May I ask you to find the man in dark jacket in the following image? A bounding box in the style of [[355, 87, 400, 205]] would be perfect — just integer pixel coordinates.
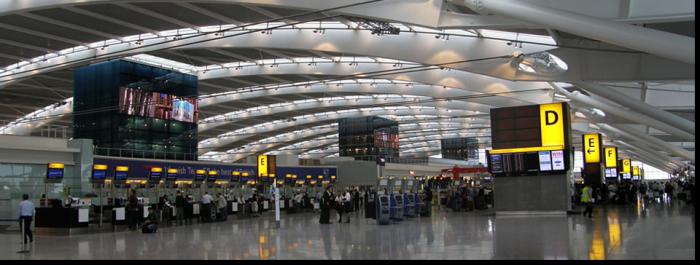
[[175, 191, 185, 225], [320, 186, 333, 224]]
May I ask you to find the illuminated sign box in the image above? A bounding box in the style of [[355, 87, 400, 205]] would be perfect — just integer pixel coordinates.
[[583, 133, 601, 163], [166, 168, 178, 180], [114, 166, 129, 181], [604, 147, 618, 168], [487, 103, 571, 176], [149, 167, 163, 181], [92, 164, 108, 181], [195, 169, 206, 181], [46, 162, 65, 181]]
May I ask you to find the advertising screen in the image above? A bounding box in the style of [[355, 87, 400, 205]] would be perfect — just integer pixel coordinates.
[[373, 128, 399, 149], [118, 87, 198, 123]]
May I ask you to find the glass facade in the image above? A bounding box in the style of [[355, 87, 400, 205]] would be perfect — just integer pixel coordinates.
[[73, 60, 198, 160], [441, 137, 479, 161], [0, 163, 76, 220], [338, 116, 399, 160]]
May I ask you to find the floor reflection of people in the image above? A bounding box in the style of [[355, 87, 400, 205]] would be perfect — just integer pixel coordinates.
[[320, 225, 333, 259]]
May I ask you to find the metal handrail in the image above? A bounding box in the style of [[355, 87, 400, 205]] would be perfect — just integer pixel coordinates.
[[93, 147, 196, 161]]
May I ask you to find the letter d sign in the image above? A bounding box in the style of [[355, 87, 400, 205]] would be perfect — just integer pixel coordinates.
[[545, 111, 558, 125], [539, 103, 565, 148]]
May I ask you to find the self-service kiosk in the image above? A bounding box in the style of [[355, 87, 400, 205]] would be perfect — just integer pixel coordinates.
[[402, 177, 415, 218], [412, 179, 422, 217], [375, 177, 391, 225], [388, 177, 404, 221]]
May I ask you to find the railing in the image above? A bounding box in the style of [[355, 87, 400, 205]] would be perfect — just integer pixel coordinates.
[[93, 147, 197, 161], [351, 156, 430, 165]]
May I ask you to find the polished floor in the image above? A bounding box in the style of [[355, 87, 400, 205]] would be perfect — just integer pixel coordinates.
[[2, 200, 694, 260]]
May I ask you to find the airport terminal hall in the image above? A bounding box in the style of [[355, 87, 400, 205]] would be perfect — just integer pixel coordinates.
[[0, 0, 695, 261]]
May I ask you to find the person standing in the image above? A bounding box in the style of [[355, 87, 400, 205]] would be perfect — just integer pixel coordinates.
[[174, 191, 185, 225], [217, 193, 227, 221], [581, 184, 594, 218], [342, 189, 352, 223], [127, 189, 139, 230], [319, 186, 332, 224], [18, 194, 35, 244], [201, 192, 214, 222]]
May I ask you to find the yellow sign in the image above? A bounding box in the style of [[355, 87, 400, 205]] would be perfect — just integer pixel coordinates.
[[232, 171, 241, 176], [151, 167, 163, 173], [242, 172, 250, 177], [48, 163, 65, 169], [488, 145, 564, 154], [115, 166, 129, 172], [621, 159, 631, 173], [208, 170, 218, 176], [93, 164, 108, 170], [604, 147, 617, 168], [539, 103, 565, 148], [195, 169, 206, 175], [258, 155, 268, 177], [632, 166, 639, 176], [583, 134, 601, 163], [167, 168, 178, 174]]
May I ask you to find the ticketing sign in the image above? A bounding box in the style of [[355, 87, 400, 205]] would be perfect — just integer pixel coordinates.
[[583, 133, 601, 163], [604, 147, 617, 168]]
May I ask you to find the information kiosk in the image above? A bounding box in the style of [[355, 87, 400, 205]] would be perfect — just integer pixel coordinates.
[[402, 177, 415, 218], [388, 177, 404, 221]]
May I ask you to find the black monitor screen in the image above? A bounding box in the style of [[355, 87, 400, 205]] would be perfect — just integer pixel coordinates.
[[166, 173, 178, 180], [149, 171, 162, 181], [195, 174, 205, 181]]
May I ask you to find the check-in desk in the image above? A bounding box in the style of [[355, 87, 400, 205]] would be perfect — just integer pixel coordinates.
[[35, 207, 90, 235]]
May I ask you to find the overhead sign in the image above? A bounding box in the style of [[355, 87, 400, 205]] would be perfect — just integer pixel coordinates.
[[258, 155, 268, 177], [583, 133, 601, 163], [540, 103, 565, 148], [632, 166, 640, 177], [604, 147, 617, 168], [621, 159, 631, 173]]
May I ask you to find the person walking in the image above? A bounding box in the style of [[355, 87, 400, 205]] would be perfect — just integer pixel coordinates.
[[342, 189, 352, 223], [581, 184, 594, 218], [18, 194, 35, 244], [217, 193, 227, 221]]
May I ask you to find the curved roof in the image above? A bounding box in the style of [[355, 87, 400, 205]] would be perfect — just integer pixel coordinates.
[[0, 0, 694, 173]]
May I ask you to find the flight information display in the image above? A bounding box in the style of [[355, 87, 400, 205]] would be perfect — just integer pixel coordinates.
[[487, 150, 568, 177]]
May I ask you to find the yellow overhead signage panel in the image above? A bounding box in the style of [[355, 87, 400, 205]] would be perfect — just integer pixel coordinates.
[[167, 168, 178, 174], [195, 169, 206, 175], [115, 166, 129, 172], [583, 134, 601, 163], [621, 159, 631, 173], [151, 167, 163, 173], [632, 166, 639, 176], [93, 164, 108, 170], [258, 155, 268, 177], [48, 163, 65, 169], [604, 147, 617, 168], [539, 103, 565, 148]]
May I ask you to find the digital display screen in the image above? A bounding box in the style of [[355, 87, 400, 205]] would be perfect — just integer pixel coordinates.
[[538, 151, 552, 171], [621, 173, 632, 180], [379, 179, 388, 186], [551, 150, 565, 170], [166, 172, 178, 180], [47, 169, 64, 180], [149, 171, 162, 181], [490, 155, 503, 173], [195, 174, 205, 181], [605, 168, 618, 178], [373, 128, 399, 149], [118, 87, 198, 123], [92, 170, 107, 180], [115, 171, 128, 181]]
